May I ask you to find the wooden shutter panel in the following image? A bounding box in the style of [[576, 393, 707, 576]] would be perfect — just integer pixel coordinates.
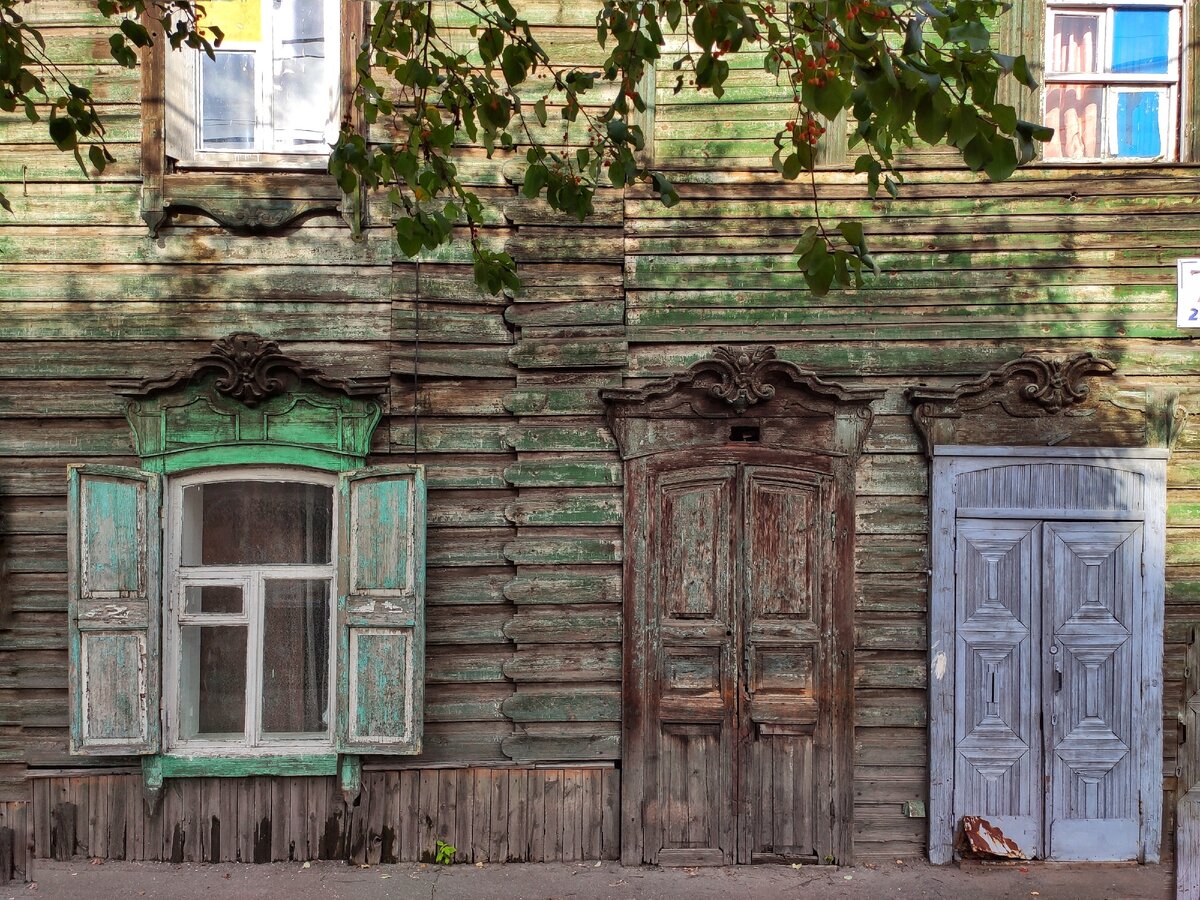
[[336, 465, 426, 754], [67, 465, 162, 756]]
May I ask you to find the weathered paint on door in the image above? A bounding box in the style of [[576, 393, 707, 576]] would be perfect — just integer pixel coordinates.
[[929, 450, 1167, 866], [951, 506, 1149, 859], [1043, 521, 1142, 860], [637, 454, 837, 865]]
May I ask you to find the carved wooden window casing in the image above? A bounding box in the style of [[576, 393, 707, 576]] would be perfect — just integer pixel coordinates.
[[68, 335, 423, 789], [140, 1, 364, 235]]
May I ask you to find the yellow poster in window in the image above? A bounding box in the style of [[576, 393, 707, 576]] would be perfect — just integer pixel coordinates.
[[200, 0, 261, 44]]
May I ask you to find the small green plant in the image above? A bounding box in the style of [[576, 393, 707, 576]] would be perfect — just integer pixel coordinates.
[[434, 839, 456, 865]]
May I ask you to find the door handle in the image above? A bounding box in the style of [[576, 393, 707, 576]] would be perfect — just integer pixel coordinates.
[[1054, 663, 1063, 694]]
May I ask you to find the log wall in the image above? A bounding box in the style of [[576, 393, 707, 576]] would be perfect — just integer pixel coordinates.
[[0, 0, 1197, 869]]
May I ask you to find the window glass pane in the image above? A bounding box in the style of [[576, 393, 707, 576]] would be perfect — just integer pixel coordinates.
[[1044, 84, 1104, 159], [183, 584, 243, 615], [181, 481, 333, 566], [272, 0, 328, 149], [199, 52, 257, 150], [1050, 14, 1101, 74], [1112, 9, 1170, 74], [179, 625, 247, 740], [1113, 89, 1163, 157], [201, 0, 262, 43], [261, 579, 331, 736]]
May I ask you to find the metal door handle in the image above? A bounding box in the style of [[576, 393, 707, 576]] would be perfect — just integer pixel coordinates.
[[1054, 664, 1063, 693]]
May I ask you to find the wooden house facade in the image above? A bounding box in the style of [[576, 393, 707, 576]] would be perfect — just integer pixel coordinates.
[[1, 0, 1199, 883]]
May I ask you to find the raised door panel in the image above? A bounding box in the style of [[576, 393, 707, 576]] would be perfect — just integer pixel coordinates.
[[649, 466, 737, 865], [952, 520, 1042, 857], [1043, 521, 1142, 861], [742, 467, 826, 861]]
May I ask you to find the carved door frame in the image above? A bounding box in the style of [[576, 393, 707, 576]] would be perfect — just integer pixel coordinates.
[[908, 353, 1184, 865], [602, 347, 882, 866]]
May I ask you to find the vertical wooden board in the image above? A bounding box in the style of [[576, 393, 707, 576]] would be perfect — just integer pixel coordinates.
[[106, 776, 127, 861], [271, 778, 289, 862], [73, 777, 90, 858], [561, 769, 582, 862], [217, 777, 237, 863], [417, 770, 439, 862], [543, 769, 563, 861], [471, 769, 490, 862], [287, 777, 307, 861], [488, 769, 508, 862], [366, 772, 388, 864], [453, 769, 473, 864], [398, 770, 420, 862], [506, 769, 529, 862], [600, 768, 619, 860], [435, 768, 459, 864], [528, 769, 546, 862], [583, 770, 602, 860], [32, 780, 49, 862], [381, 772, 400, 863], [306, 777, 326, 862], [197, 779, 216, 863], [347, 786, 369, 865], [126, 775, 144, 863], [236, 779, 254, 863], [255, 778, 274, 864]]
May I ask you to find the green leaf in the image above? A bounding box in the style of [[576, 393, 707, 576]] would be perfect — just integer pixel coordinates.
[[533, 98, 547, 127], [838, 221, 865, 251], [88, 144, 107, 173], [522, 164, 548, 198], [903, 17, 924, 56], [48, 116, 76, 150], [915, 94, 946, 144]]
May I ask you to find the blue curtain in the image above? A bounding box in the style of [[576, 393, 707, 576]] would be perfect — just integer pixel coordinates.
[[1112, 10, 1169, 74], [1115, 91, 1161, 157]]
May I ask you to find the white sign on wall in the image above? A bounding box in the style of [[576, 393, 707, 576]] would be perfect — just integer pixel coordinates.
[[1179, 258, 1200, 327]]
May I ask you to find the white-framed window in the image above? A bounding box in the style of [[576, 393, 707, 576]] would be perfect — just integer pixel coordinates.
[[1043, 0, 1183, 161], [166, 0, 342, 168], [163, 468, 337, 754]]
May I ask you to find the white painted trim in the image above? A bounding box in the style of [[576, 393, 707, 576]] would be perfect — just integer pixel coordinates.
[[163, 467, 338, 756]]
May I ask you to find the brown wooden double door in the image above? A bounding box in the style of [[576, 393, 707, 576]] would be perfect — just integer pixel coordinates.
[[628, 453, 846, 865]]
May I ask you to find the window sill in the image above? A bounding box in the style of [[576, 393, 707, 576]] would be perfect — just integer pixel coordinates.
[[148, 753, 339, 779], [140, 752, 362, 808]]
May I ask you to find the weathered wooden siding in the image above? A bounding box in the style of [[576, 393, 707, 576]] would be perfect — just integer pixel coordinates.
[[28, 767, 618, 864], [0, 0, 1197, 870]]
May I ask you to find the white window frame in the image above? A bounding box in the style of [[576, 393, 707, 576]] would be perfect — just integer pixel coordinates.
[[162, 467, 338, 756], [164, 0, 342, 170], [1043, 0, 1183, 162]]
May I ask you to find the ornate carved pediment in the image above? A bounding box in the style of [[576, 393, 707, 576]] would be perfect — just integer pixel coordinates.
[[113, 332, 384, 405], [601, 345, 883, 459], [907, 351, 1187, 455], [111, 333, 388, 472]]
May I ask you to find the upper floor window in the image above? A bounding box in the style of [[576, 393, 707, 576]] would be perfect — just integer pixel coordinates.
[[1043, 1, 1182, 161], [166, 0, 341, 167]]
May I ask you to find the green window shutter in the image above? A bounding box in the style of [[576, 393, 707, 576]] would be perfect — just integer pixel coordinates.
[[67, 465, 162, 756], [336, 465, 426, 754]]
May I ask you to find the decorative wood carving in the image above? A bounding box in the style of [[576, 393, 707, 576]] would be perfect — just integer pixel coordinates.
[[155, 198, 346, 234], [906, 351, 1187, 455], [601, 345, 884, 460], [113, 332, 385, 404], [110, 333, 387, 472]]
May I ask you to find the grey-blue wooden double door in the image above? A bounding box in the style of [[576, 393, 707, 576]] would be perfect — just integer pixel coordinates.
[[953, 517, 1145, 860]]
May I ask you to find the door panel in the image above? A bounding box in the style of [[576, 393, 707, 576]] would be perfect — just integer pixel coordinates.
[[952, 520, 1043, 857], [742, 467, 827, 861], [643, 460, 837, 865], [1043, 521, 1142, 861], [650, 466, 737, 864]]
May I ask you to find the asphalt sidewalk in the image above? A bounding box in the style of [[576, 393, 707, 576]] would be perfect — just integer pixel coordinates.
[[9, 858, 1172, 899]]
